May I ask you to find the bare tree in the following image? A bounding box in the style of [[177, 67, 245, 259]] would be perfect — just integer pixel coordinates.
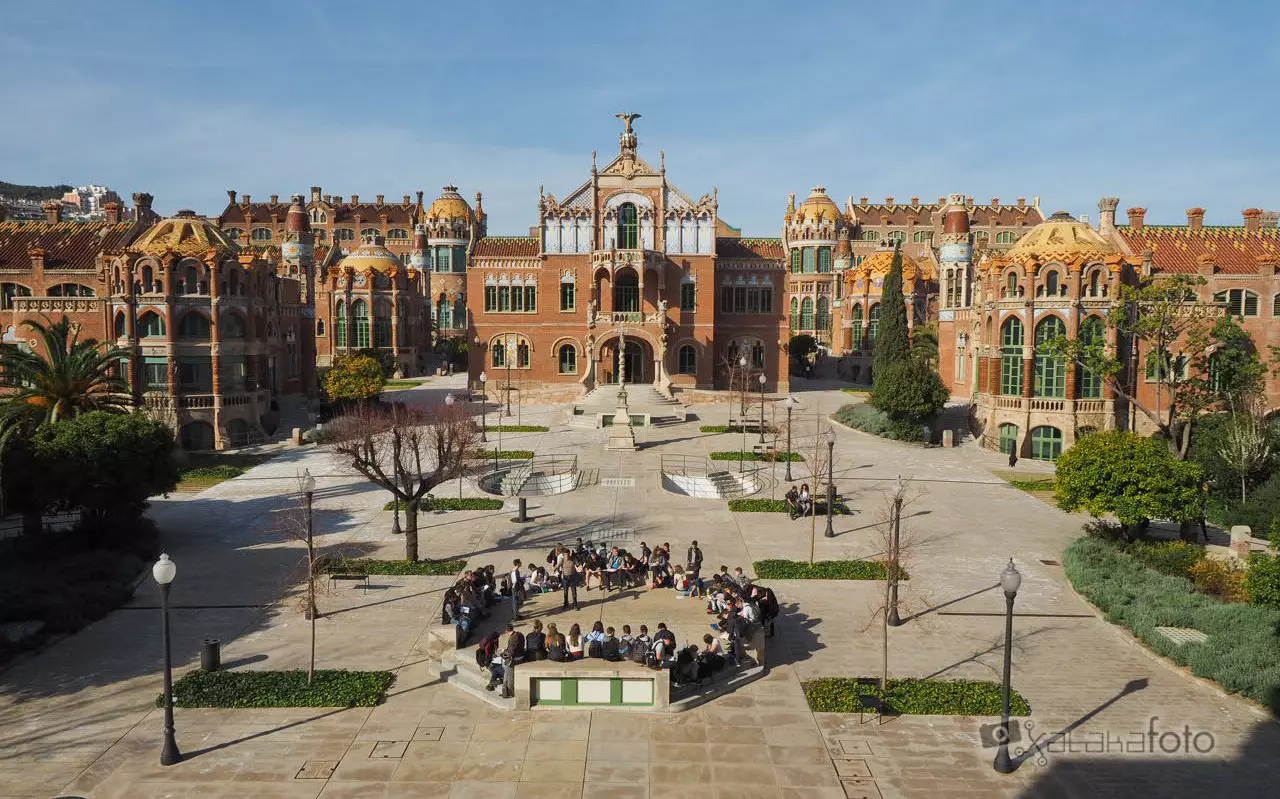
[[856, 478, 923, 695], [1218, 397, 1273, 503], [324, 401, 478, 562], [799, 418, 836, 564], [272, 475, 333, 684]]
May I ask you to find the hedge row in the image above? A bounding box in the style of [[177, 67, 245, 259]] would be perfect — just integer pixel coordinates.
[[839, 386, 875, 394], [1064, 537, 1280, 712], [161, 669, 393, 708], [804, 677, 1030, 716], [476, 450, 534, 460], [384, 497, 504, 511], [710, 451, 804, 463], [1009, 478, 1056, 493], [487, 425, 550, 433], [699, 424, 779, 434], [321, 557, 466, 576], [753, 558, 904, 580], [728, 498, 850, 515]]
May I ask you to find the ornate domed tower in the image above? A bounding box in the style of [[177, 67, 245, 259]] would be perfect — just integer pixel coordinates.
[[783, 187, 849, 357], [424, 186, 484, 336]]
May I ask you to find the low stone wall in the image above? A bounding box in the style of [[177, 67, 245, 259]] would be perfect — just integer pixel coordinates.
[[514, 661, 671, 711]]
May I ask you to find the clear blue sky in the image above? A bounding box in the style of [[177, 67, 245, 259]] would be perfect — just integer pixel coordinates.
[[2, 1, 1277, 234]]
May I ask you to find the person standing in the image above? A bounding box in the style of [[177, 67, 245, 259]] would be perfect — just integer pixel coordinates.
[[502, 623, 524, 698], [557, 548, 579, 611], [687, 540, 703, 583], [509, 559, 525, 620]]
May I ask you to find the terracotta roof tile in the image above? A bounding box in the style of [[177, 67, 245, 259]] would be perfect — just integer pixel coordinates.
[[219, 200, 419, 226], [717, 237, 784, 259], [1117, 226, 1280, 275], [218, 202, 291, 224], [474, 237, 539, 258], [849, 203, 1044, 227], [0, 220, 138, 272]]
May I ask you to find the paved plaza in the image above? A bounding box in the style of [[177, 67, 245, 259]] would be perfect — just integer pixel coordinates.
[[1, 377, 1277, 799]]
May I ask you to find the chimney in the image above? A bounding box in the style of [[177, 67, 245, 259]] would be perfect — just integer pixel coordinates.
[[323, 194, 332, 203], [966, 198, 975, 207], [937, 197, 945, 204], [270, 194, 279, 204], [475, 191, 485, 217], [132, 192, 155, 223], [1016, 198, 1026, 207], [415, 190, 424, 205], [1260, 210, 1280, 229], [989, 198, 998, 206], [376, 194, 385, 204], [1186, 207, 1205, 231], [28, 245, 46, 270], [350, 194, 359, 204], [910, 196, 919, 205], [42, 200, 63, 223], [103, 201, 121, 224], [885, 197, 894, 204], [311, 186, 322, 203], [334, 196, 342, 204], [860, 197, 868, 205], [403, 194, 411, 205], [1243, 208, 1262, 233], [1126, 207, 1146, 229], [1097, 197, 1119, 232], [227, 189, 237, 204]]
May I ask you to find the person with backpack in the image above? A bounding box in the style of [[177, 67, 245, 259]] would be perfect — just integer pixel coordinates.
[[601, 627, 621, 661], [585, 621, 606, 658], [556, 548, 579, 611], [617, 624, 635, 659], [545, 623, 567, 662], [630, 625, 652, 664], [524, 619, 547, 661]]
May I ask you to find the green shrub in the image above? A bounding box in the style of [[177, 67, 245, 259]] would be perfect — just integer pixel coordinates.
[[321, 557, 466, 576], [1214, 472, 1280, 540], [1064, 537, 1280, 712], [840, 385, 874, 394], [1271, 517, 1280, 551], [804, 677, 1030, 716], [489, 425, 550, 433], [1245, 553, 1280, 609], [728, 498, 849, 515], [1009, 478, 1056, 493], [832, 403, 927, 442], [476, 450, 534, 460], [869, 359, 949, 421], [709, 451, 803, 463], [699, 424, 778, 434], [179, 465, 247, 481], [1123, 540, 1205, 579], [384, 498, 503, 511], [1188, 558, 1248, 603], [162, 669, 393, 708], [753, 559, 903, 580]]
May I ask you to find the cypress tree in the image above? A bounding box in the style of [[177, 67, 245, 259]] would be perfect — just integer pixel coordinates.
[[873, 241, 911, 375]]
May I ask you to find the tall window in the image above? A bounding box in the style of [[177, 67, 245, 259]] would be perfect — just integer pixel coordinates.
[[138, 312, 165, 338], [524, 285, 537, 312], [867, 303, 880, 346], [998, 423, 1019, 456], [498, 286, 511, 311], [558, 344, 576, 374], [618, 203, 639, 249], [517, 341, 530, 368], [561, 281, 576, 311], [512, 285, 524, 312], [1033, 317, 1066, 398], [492, 344, 505, 367], [790, 249, 802, 272], [437, 297, 452, 328], [177, 312, 210, 340], [750, 341, 765, 369], [335, 302, 347, 346], [790, 297, 798, 333], [373, 300, 391, 346], [1030, 426, 1063, 461], [1005, 272, 1019, 298], [816, 297, 830, 331], [1, 283, 31, 310], [1214, 289, 1259, 317], [1077, 316, 1105, 399], [680, 282, 696, 311], [114, 312, 127, 338], [1042, 270, 1061, 297], [799, 297, 814, 330], [1087, 270, 1105, 297], [352, 300, 370, 348], [995, 231, 1017, 244], [850, 304, 863, 350], [678, 345, 697, 375], [802, 248, 816, 273], [485, 285, 498, 312], [817, 247, 831, 273], [1000, 317, 1024, 396], [453, 298, 466, 330], [1273, 293, 1280, 317]]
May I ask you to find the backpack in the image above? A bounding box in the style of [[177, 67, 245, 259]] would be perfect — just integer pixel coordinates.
[[629, 638, 649, 664], [475, 638, 497, 669], [601, 638, 620, 661], [587, 640, 604, 659]]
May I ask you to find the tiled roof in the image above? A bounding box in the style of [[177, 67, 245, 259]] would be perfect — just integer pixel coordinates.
[[218, 202, 291, 225], [474, 237, 539, 258], [849, 203, 1044, 227], [0, 220, 138, 271], [219, 201, 419, 226], [717, 237, 784, 260], [1116, 226, 1280, 275]]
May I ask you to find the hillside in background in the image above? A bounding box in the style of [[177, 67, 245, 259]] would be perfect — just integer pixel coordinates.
[[0, 181, 73, 201]]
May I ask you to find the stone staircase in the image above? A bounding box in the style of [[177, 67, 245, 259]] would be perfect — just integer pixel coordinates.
[[438, 646, 518, 711], [581, 384, 681, 407]]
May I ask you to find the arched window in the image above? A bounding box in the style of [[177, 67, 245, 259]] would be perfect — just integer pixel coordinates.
[[1030, 426, 1063, 461], [886, 230, 905, 243], [558, 344, 577, 374], [1004, 272, 1019, 298], [867, 303, 880, 346], [1000, 317, 1024, 396], [861, 230, 878, 241], [334, 228, 355, 241], [48, 283, 95, 297], [177, 312, 211, 340], [1041, 270, 1060, 297], [453, 298, 467, 329], [790, 296, 799, 333], [113, 311, 127, 338], [373, 299, 391, 347], [1213, 288, 1260, 317], [182, 264, 199, 295], [1077, 316, 1105, 399], [816, 297, 830, 331], [618, 203, 639, 249], [995, 231, 1017, 244], [1, 282, 31, 310], [850, 304, 864, 350], [802, 248, 815, 273], [315, 318, 326, 338], [437, 297, 452, 328], [498, 285, 511, 311], [998, 423, 1019, 456], [492, 344, 505, 368], [138, 311, 165, 338], [517, 341, 530, 368], [912, 230, 932, 243], [335, 302, 348, 347], [1033, 317, 1066, 398], [225, 228, 243, 242], [678, 345, 697, 375], [750, 341, 765, 369], [1087, 270, 1105, 298], [352, 299, 370, 348], [251, 228, 272, 242], [386, 228, 409, 240], [799, 297, 814, 330], [360, 227, 379, 239]]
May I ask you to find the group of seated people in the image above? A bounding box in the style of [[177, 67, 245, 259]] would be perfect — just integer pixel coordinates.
[[705, 570, 781, 648], [530, 538, 705, 595], [783, 484, 814, 520], [440, 565, 504, 643], [475, 617, 737, 697]]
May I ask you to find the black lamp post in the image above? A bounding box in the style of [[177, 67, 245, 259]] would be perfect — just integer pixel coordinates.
[[887, 476, 904, 626], [785, 397, 797, 482], [823, 430, 835, 538], [757, 373, 767, 446], [993, 559, 1023, 774], [478, 371, 488, 443], [738, 356, 748, 473], [153, 554, 182, 766]]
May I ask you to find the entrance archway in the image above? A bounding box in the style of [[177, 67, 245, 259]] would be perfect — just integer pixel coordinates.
[[613, 268, 640, 313], [598, 336, 654, 385]]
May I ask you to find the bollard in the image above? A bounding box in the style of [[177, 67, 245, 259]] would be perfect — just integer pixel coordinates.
[[200, 638, 221, 672], [517, 497, 529, 523]]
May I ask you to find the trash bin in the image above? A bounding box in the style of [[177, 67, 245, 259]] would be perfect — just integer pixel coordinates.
[[201, 638, 221, 672]]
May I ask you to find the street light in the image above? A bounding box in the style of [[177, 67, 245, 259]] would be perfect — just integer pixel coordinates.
[[153, 553, 182, 766], [785, 396, 798, 482], [757, 373, 767, 446], [738, 356, 749, 474], [993, 559, 1023, 774], [446, 393, 463, 499], [478, 371, 488, 443], [822, 430, 835, 538]]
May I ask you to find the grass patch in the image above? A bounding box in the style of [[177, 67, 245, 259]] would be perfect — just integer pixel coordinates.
[[840, 385, 875, 394], [710, 451, 803, 463], [176, 452, 276, 491], [488, 425, 549, 433], [804, 677, 1030, 715], [729, 498, 850, 515], [321, 557, 466, 576], [384, 497, 504, 512], [383, 380, 422, 389], [753, 558, 904, 580], [162, 669, 393, 708], [1064, 536, 1280, 712], [832, 403, 927, 443], [700, 424, 779, 434], [476, 450, 534, 460], [1009, 478, 1056, 493]]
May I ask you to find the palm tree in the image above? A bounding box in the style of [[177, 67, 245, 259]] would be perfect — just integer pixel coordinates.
[[0, 315, 131, 440]]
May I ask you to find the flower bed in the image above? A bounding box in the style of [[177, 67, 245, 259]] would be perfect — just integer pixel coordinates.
[[487, 425, 550, 433], [804, 677, 1029, 715], [320, 557, 466, 576], [476, 450, 534, 460], [384, 498, 504, 512], [753, 558, 903, 580], [710, 451, 803, 463], [728, 498, 850, 515], [699, 424, 779, 434], [161, 669, 393, 708]]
